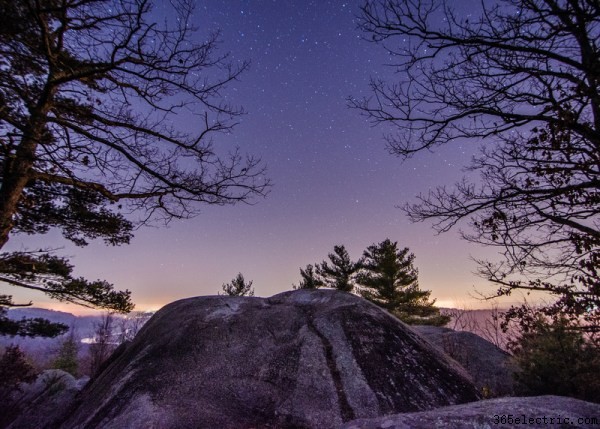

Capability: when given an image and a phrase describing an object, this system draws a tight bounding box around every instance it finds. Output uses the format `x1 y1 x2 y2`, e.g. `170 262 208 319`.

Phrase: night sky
7 0 516 313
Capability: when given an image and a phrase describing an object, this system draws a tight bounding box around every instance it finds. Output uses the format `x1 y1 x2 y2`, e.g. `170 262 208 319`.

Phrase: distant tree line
294 239 449 326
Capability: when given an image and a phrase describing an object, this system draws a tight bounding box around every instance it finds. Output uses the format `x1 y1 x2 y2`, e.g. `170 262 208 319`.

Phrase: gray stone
59 289 480 428
341 395 600 429
411 325 515 396
6 370 88 429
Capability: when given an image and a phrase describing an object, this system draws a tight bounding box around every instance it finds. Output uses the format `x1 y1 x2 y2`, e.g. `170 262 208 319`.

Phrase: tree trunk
0 89 55 250
0 139 37 250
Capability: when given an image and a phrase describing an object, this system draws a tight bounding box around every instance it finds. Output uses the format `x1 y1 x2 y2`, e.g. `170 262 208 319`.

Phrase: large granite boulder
59 289 480 428
342 395 600 429
5 370 88 429
412 325 515 396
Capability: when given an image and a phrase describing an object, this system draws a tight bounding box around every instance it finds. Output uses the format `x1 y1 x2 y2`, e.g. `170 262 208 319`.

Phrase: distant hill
5 308 101 334
0 308 103 365
1 308 153 367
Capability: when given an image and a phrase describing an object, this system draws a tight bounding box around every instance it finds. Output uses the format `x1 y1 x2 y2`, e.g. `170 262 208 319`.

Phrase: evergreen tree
0 0 269 335
0 345 36 426
222 273 255 297
317 245 359 292
0 345 36 398
509 315 600 402
357 239 448 326
0 252 132 337
52 331 80 377
294 264 324 290
0 302 68 338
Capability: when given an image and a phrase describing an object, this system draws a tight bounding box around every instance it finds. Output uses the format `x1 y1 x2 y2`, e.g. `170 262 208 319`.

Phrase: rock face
59 290 479 428
341 395 600 429
412 325 515 396
5 370 88 429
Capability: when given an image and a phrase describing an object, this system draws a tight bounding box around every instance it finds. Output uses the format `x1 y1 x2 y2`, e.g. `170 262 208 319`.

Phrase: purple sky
7 0 523 314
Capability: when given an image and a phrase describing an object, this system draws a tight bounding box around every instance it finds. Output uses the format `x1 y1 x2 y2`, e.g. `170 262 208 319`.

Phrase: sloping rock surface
412 325 515 396
342 395 600 429
59 290 480 429
5 370 88 429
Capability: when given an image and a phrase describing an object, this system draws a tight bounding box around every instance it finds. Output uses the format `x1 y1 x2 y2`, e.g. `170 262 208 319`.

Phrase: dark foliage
0 251 133 321
509 315 600 402
317 245 360 292
294 264 324 290
0 306 67 338
0 345 37 426
0 0 269 326
15 182 134 247
0 345 36 399
0 0 269 246
221 273 255 297
52 331 80 377
357 239 449 325
353 0 600 330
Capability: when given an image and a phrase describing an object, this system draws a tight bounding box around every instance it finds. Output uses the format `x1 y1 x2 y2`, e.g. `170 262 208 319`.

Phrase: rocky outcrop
342 395 600 429
59 289 480 428
412 325 515 396
5 370 88 429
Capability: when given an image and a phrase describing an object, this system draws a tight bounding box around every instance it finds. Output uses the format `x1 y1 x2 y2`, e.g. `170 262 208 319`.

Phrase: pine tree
294 264 324 290
0 0 269 335
509 315 600 402
0 345 36 426
0 345 36 398
0 302 68 338
221 273 255 297
317 245 359 292
357 239 449 326
52 331 80 377
0 252 132 337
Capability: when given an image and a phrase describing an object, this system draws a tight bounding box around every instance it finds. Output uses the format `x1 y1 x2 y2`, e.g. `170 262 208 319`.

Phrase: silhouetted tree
509 314 600 402
0 252 133 334
0 345 36 398
0 300 67 337
222 273 255 297
357 239 449 325
317 245 360 292
88 313 115 376
0 0 269 328
294 264 324 290
353 0 600 330
0 345 37 426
